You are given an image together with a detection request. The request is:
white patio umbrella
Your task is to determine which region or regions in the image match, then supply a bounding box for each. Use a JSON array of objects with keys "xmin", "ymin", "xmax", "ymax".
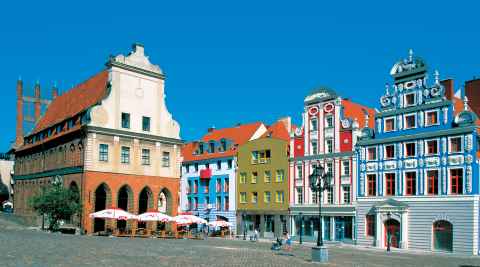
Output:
[
  {"xmin": 170, "ymin": 215, "xmax": 207, "ymax": 225},
  {"xmin": 207, "ymin": 220, "xmax": 232, "ymax": 228},
  {"xmin": 138, "ymin": 212, "xmax": 172, "ymax": 222},
  {"xmin": 89, "ymin": 208, "xmax": 138, "ymax": 221}
]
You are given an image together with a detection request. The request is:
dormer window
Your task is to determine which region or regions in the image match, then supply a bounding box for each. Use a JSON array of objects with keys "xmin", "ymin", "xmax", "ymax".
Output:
[
  {"xmin": 198, "ymin": 143, "xmax": 204, "ymax": 154},
  {"xmin": 209, "ymin": 142, "xmax": 215, "ymax": 153},
  {"xmin": 384, "ymin": 117, "xmax": 395, "ymax": 132},
  {"xmin": 220, "ymin": 139, "xmax": 227, "ymax": 151},
  {"xmin": 425, "ymin": 110, "xmax": 439, "ymax": 126},
  {"xmin": 404, "ymin": 93, "xmax": 416, "ymax": 106},
  {"xmin": 405, "ymin": 114, "xmax": 416, "ymax": 129}
]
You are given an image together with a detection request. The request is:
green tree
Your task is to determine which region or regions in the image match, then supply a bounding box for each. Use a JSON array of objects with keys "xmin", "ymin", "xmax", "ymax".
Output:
[{"xmin": 29, "ymin": 183, "xmax": 81, "ymax": 231}]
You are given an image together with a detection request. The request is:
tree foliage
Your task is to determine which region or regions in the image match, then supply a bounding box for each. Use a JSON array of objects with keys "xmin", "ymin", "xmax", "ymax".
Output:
[{"xmin": 29, "ymin": 183, "xmax": 81, "ymax": 231}]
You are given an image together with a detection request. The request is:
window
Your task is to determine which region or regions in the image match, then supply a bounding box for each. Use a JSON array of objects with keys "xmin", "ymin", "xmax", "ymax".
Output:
[
  {"xmin": 296, "ymin": 187, "xmax": 303, "ymax": 204},
  {"xmin": 385, "ymin": 145, "xmax": 395, "ymax": 159},
  {"xmin": 142, "ymin": 116, "xmax": 150, "ymax": 131},
  {"xmin": 227, "ymin": 159, "xmax": 233, "ymax": 169},
  {"xmin": 264, "ymin": 171, "xmax": 271, "ymax": 183},
  {"xmin": 162, "ymin": 152, "xmax": 170, "ymax": 167},
  {"xmin": 405, "ymin": 142, "xmax": 416, "ymax": 157},
  {"xmin": 325, "ymin": 115, "xmax": 334, "ymax": 128},
  {"xmin": 405, "ymin": 93, "xmax": 416, "ymax": 106},
  {"xmin": 240, "ymin": 172, "xmax": 247, "ymax": 184},
  {"xmin": 326, "ymin": 162, "xmax": 333, "ymax": 177},
  {"xmin": 251, "ymin": 149, "xmax": 271, "ymax": 164},
  {"xmin": 224, "ymin": 179, "xmax": 229, "ymax": 192},
  {"xmin": 275, "ymin": 191, "xmax": 284, "ymax": 203},
  {"xmin": 385, "ymin": 173, "xmax": 395, "ymax": 196},
  {"xmin": 427, "ymin": 170, "xmax": 439, "ymax": 195},
  {"xmin": 275, "ymin": 170, "xmax": 285, "ymax": 182},
  {"xmin": 141, "ymin": 148, "xmax": 151, "ymax": 165},
  {"xmin": 296, "ymin": 165, "xmax": 303, "ymax": 180},
  {"xmin": 194, "ymin": 197, "xmax": 198, "ymax": 210},
  {"xmin": 367, "ymin": 147, "xmax": 377, "ymax": 160},
  {"xmin": 240, "ymin": 192, "xmax": 247, "ymax": 203},
  {"xmin": 342, "ymin": 160, "xmax": 350, "ymax": 176},
  {"xmin": 220, "ymin": 139, "xmax": 227, "ymax": 152},
  {"xmin": 405, "ymin": 172, "xmax": 416, "ymax": 195},
  {"xmin": 99, "ymin": 144, "xmax": 108, "ymax": 162},
  {"xmin": 264, "ymin": 191, "xmax": 271, "ymax": 203},
  {"xmin": 425, "ymin": 111, "xmax": 438, "ymax": 126},
  {"xmin": 405, "ymin": 114, "xmax": 416, "ymax": 129},
  {"xmin": 224, "ymin": 196, "xmax": 229, "ymax": 211},
  {"xmin": 385, "ymin": 117, "xmax": 395, "ymax": 132},
  {"xmin": 194, "ymin": 163, "xmax": 199, "ymax": 172},
  {"xmin": 312, "ymin": 191, "xmax": 318, "ymax": 204},
  {"xmin": 367, "ymin": 174, "xmax": 376, "ymax": 196},
  {"xmin": 251, "ymin": 172, "xmax": 258, "ymax": 183},
  {"xmin": 327, "ymin": 187, "xmax": 333, "ymax": 204},
  {"xmin": 450, "ymin": 137, "xmax": 462, "ymax": 153},
  {"xmin": 209, "ymin": 142, "xmax": 215, "ymax": 153},
  {"xmin": 311, "ymin": 140, "xmax": 318, "ymax": 154},
  {"xmin": 121, "ymin": 112, "xmax": 130, "ymax": 129},
  {"xmin": 450, "ymin": 169, "xmax": 463, "ymax": 194},
  {"xmin": 217, "ymin": 160, "xmax": 221, "ymax": 170},
  {"xmin": 366, "ymin": 215, "xmax": 375, "ymax": 237},
  {"xmin": 343, "ymin": 185, "xmax": 350, "ymax": 204},
  {"xmin": 216, "ymin": 196, "xmax": 221, "ymax": 210},
  {"xmin": 310, "ymin": 118, "xmax": 318, "ymax": 131},
  {"xmin": 216, "ymin": 179, "xmax": 221, "ymax": 192},
  {"xmin": 325, "ymin": 139, "xmax": 333, "ymax": 153},
  {"xmin": 194, "ymin": 180, "xmax": 198, "ymax": 193},
  {"xmin": 187, "ymin": 181, "xmax": 192, "ymax": 194},
  {"xmin": 252, "ymin": 192, "xmax": 258, "ymax": 203},
  {"xmin": 185, "ymin": 164, "xmax": 190, "ymax": 173},
  {"xmin": 121, "ymin": 146, "xmax": 130, "ymax": 164},
  {"xmin": 426, "ymin": 140, "xmax": 438, "ymax": 155}
]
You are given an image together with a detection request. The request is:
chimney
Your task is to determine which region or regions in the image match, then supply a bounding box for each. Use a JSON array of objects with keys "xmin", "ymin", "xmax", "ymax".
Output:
[
  {"xmin": 34, "ymin": 81, "xmax": 41, "ymax": 122},
  {"xmin": 52, "ymin": 82, "xmax": 58, "ymax": 99},
  {"xmin": 278, "ymin": 116, "xmax": 292, "ymax": 133},
  {"xmin": 207, "ymin": 126, "xmax": 215, "ymax": 133},
  {"xmin": 15, "ymin": 78, "xmax": 23, "ymax": 148},
  {"xmin": 440, "ymin": 79, "xmax": 454, "ymax": 101},
  {"xmin": 132, "ymin": 43, "xmax": 145, "ymax": 56},
  {"xmin": 465, "ymin": 78, "xmax": 480, "ymax": 117}
]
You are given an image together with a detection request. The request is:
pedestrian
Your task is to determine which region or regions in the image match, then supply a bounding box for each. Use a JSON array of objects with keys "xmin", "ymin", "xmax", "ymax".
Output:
[
  {"xmin": 203, "ymin": 226, "xmax": 208, "ymax": 240},
  {"xmin": 254, "ymin": 228, "xmax": 259, "ymax": 241},
  {"xmin": 283, "ymin": 231, "xmax": 292, "ymax": 252}
]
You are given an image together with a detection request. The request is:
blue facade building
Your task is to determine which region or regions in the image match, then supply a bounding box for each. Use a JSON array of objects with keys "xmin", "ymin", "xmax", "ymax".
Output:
[{"xmin": 355, "ymin": 50, "xmax": 480, "ymax": 255}]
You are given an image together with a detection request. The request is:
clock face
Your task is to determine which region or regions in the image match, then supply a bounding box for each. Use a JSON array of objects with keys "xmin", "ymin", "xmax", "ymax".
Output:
[
  {"xmin": 380, "ymin": 96, "xmax": 391, "ymax": 107},
  {"xmin": 341, "ymin": 119, "xmax": 351, "ymax": 128}
]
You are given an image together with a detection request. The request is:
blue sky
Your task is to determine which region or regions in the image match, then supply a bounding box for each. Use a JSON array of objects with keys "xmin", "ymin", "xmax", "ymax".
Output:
[{"xmin": 1, "ymin": 1, "xmax": 479, "ymax": 151}]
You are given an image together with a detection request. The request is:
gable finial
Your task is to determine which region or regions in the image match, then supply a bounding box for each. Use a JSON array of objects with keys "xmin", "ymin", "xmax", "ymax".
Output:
[
  {"xmin": 434, "ymin": 70, "xmax": 440, "ymax": 85},
  {"xmin": 464, "ymin": 96, "xmax": 469, "ymax": 111},
  {"xmin": 385, "ymin": 83, "xmax": 390, "ymax": 96},
  {"xmin": 408, "ymin": 49, "xmax": 413, "ymax": 62}
]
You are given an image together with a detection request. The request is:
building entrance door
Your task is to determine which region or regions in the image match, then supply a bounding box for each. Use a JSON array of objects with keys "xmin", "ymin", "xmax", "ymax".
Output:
[
  {"xmin": 433, "ymin": 220, "xmax": 453, "ymax": 252},
  {"xmin": 335, "ymin": 217, "xmax": 345, "ymax": 241},
  {"xmin": 384, "ymin": 219, "xmax": 400, "ymax": 248}
]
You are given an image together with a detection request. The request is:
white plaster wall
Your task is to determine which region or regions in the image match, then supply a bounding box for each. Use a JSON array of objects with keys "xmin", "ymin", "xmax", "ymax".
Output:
[{"xmin": 0, "ymin": 160, "xmax": 14, "ymax": 198}]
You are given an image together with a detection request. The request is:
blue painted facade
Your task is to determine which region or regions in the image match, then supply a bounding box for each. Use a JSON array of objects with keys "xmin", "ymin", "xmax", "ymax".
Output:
[{"xmin": 355, "ymin": 50, "xmax": 480, "ymax": 254}]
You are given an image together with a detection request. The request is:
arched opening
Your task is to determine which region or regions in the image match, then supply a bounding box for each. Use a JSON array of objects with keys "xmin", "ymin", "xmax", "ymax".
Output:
[
  {"xmin": 93, "ymin": 183, "xmax": 111, "ymax": 233},
  {"xmin": 117, "ymin": 185, "xmax": 133, "ymax": 231},
  {"xmin": 67, "ymin": 181, "xmax": 80, "ymax": 226},
  {"xmin": 384, "ymin": 219, "xmax": 400, "ymax": 248},
  {"xmin": 433, "ymin": 220, "xmax": 453, "ymax": 252},
  {"xmin": 138, "ymin": 187, "xmax": 153, "ymax": 229},
  {"xmin": 158, "ymin": 188, "xmax": 173, "ymax": 215}
]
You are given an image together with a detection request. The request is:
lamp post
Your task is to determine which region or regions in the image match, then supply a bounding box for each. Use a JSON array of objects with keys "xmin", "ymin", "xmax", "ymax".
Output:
[
  {"xmin": 242, "ymin": 212, "xmax": 246, "ymax": 240},
  {"xmin": 386, "ymin": 211, "xmax": 391, "ymax": 252},
  {"xmin": 309, "ymin": 164, "xmax": 332, "ymax": 263},
  {"xmin": 299, "ymin": 212, "xmax": 303, "ymax": 245}
]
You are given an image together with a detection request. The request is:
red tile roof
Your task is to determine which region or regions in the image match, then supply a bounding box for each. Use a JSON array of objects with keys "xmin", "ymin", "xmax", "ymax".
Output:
[
  {"xmin": 32, "ymin": 70, "xmax": 109, "ymax": 134},
  {"xmin": 182, "ymin": 122, "xmax": 263, "ymax": 162},
  {"xmin": 261, "ymin": 120, "xmax": 290, "ymax": 140},
  {"xmin": 342, "ymin": 99, "xmax": 375, "ymax": 129}
]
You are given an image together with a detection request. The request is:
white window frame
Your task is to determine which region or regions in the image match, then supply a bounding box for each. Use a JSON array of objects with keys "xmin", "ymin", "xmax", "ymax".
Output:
[
  {"xmin": 325, "ymin": 115, "xmax": 334, "ymax": 128},
  {"xmin": 325, "ymin": 139, "xmax": 333, "ymax": 154},
  {"xmin": 404, "ymin": 92, "xmax": 416, "ymax": 107},
  {"xmin": 310, "ymin": 118, "xmax": 318, "ymax": 132},
  {"xmin": 447, "ymin": 166, "xmax": 465, "ymax": 195},
  {"xmin": 424, "ymin": 138, "xmax": 440, "ymax": 156},
  {"xmin": 424, "ymin": 168, "xmax": 440, "ymax": 195},
  {"xmin": 383, "ymin": 116, "xmax": 396, "ymax": 133},
  {"xmin": 448, "ymin": 135, "xmax": 464, "ymax": 154},
  {"xmin": 365, "ymin": 173, "xmax": 377, "ymax": 196},
  {"xmin": 403, "ymin": 170, "xmax": 417, "ymax": 196},
  {"xmin": 425, "ymin": 109, "xmax": 440, "ymax": 127},
  {"xmin": 404, "ymin": 141, "xmax": 417, "ymax": 158},
  {"xmin": 384, "ymin": 144, "xmax": 395, "ymax": 159},
  {"xmin": 404, "ymin": 113, "xmax": 417, "ymax": 129},
  {"xmin": 342, "ymin": 160, "xmax": 350, "ymax": 176},
  {"xmin": 367, "ymin": 146, "xmax": 377, "ymax": 161}
]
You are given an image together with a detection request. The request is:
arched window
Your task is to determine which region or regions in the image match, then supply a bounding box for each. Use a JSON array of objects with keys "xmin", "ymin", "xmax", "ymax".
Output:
[{"xmin": 433, "ymin": 220, "xmax": 453, "ymax": 252}]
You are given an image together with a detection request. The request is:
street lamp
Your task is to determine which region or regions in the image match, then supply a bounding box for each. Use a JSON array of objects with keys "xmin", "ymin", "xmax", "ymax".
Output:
[
  {"xmin": 299, "ymin": 212, "xmax": 303, "ymax": 244},
  {"xmin": 386, "ymin": 211, "xmax": 391, "ymax": 252},
  {"xmin": 309, "ymin": 164, "xmax": 332, "ymax": 263},
  {"xmin": 242, "ymin": 212, "xmax": 247, "ymax": 240}
]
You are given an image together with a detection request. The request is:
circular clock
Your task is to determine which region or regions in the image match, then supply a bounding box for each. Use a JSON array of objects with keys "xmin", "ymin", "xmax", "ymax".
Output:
[
  {"xmin": 341, "ymin": 119, "xmax": 351, "ymax": 128},
  {"xmin": 380, "ymin": 96, "xmax": 391, "ymax": 107}
]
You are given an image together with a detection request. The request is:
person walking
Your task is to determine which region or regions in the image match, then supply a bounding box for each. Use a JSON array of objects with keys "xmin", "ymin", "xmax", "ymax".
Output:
[
  {"xmin": 254, "ymin": 228, "xmax": 259, "ymax": 241},
  {"xmin": 283, "ymin": 231, "xmax": 292, "ymax": 252}
]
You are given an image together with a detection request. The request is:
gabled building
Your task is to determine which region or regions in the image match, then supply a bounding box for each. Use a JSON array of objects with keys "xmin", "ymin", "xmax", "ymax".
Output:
[
  {"xmin": 356, "ymin": 51, "xmax": 480, "ymax": 255},
  {"xmin": 237, "ymin": 118, "xmax": 292, "ymax": 238},
  {"xmin": 13, "ymin": 44, "xmax": 183, "ymax": 233},
  {"xmin": 289, "ymin": 87, "xmax": 374, "ymax": 243},
  {"xmin": 180, "ymin": 122, "xmax": 267, "ymax": 232}
]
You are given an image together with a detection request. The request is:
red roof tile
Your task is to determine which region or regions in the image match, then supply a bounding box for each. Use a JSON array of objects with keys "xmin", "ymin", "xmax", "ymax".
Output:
[
  {"xmin": 261, "ymin": 120, "xmax": 290, "ymax": 140},
  {"xmin": 32, "ymin": 70, "xmax": 109, "ymax": 134},
  {"xmin": 182, "ymin": 122, "xmax": 263, "ymax": 162},
  {"xmin": 342, "ymin": 99, "xmax": 375, "ymax": 128}
]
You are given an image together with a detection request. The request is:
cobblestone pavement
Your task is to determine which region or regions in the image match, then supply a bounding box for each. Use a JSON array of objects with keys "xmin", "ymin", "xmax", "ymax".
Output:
[{"xmin": 0, "ymin": 216, "xmax": 479, "ymax": 267}]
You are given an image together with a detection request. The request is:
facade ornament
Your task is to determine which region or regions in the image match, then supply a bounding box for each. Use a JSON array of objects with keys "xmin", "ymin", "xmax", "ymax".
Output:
[
  {"xmin": 408, "ymin": 49, "xmax": 413, "ymax": 63},
  {"xmin": 464, "ymin": 96, "xmax": 469, "ymax": 111},
  {"xmin": 385, "ymin": 83, "xmax": 390, "ymax": 96},
  {"xmin": 434, "ymin": 70, "xmax": 440, "ymax": 85}
]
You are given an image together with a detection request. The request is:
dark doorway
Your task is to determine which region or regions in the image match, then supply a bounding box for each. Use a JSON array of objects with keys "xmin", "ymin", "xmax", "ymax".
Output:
[
  {"xmin": 94, "ymin": 184, "xmax": 108, "ymax": 232},
  {"xmin": 384, "ymin": 219, "xmax": 400, "ymax": 248},
  {"xmin": 138, "ymin": 187, "xmax": 151, "ymax": 229},
  {"xmin": 433, "ymin": 220, "xmax": 453, "ymax": 252},
  {"xmin": 117, "ymin": 186, "xmax": 131, "ymax": 231}
]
